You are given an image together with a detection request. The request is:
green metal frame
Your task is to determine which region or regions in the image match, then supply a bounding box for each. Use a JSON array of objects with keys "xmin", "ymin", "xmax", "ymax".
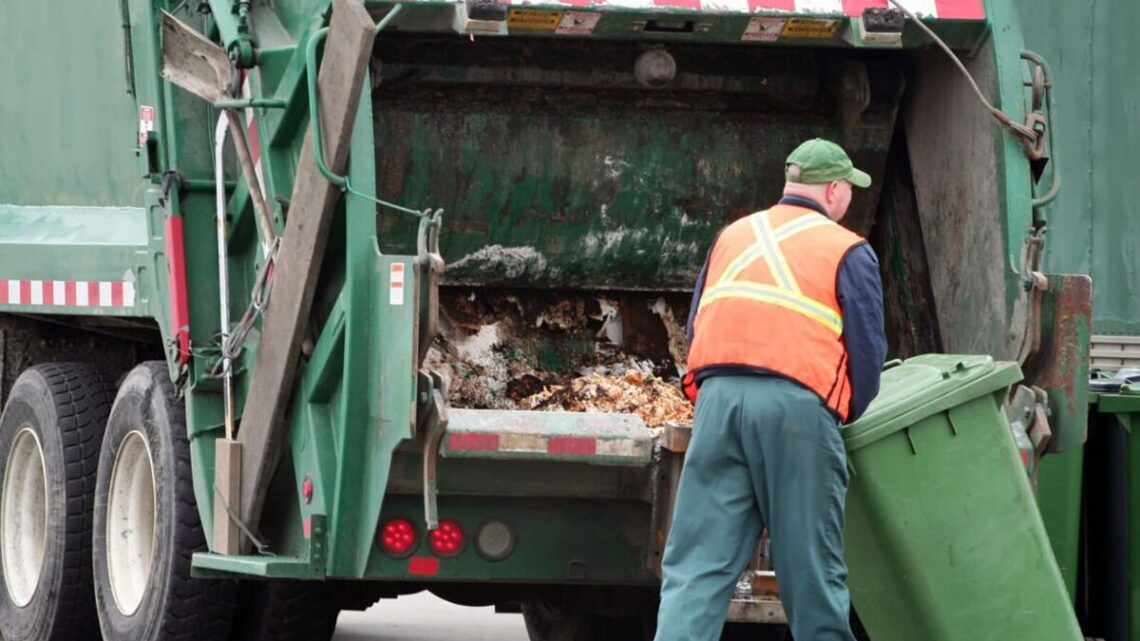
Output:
[{"xmin": 1, "ymin": 0, "xmax": 1090, "ymax": 592}]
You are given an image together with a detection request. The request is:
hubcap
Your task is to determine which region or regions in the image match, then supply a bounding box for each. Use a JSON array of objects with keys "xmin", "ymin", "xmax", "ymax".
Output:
[
  {"xmin": 106, "ymin": 431, "xmax": 156, "ymax": 616},
  {"xmin": 1, "ymin": 428, "xmax": 48, "ymax": 607}
]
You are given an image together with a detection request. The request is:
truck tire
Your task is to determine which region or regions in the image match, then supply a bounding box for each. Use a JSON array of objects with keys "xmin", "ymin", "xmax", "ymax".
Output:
[
  {"xmin": 92, "ymin": 362, "xmax": 236, "ymax": 641},
  {"xmin": 230, "ymin": 581, "xmax": 341, "ymax": 641},
  {"xmin": 0, "ymin": 364, "xmax": 115, "ymax": 641},
  {"xmin": 522, "ymin": 600, "xmax": 652, "ymax": 641}
]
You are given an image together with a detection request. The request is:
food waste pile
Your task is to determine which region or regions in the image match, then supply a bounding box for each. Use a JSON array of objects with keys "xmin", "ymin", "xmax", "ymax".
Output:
[{"xmin": 424, "ymin": 290, "xmax": 693, "ymax": 427}]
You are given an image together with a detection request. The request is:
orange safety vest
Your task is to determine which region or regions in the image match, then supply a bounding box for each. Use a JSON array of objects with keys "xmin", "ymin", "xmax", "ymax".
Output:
[{"xmin": 686, "ymin": 204, "xmax": 864, "ymax": 421}]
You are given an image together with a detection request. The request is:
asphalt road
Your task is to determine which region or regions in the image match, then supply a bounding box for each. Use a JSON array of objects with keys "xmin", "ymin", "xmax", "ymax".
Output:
[{"xmin": 334, "ymin": 591, "xmax": 530, "ymax": 641}]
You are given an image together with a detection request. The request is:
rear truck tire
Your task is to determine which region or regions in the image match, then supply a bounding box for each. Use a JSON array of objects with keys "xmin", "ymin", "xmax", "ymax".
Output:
[
  {"xmin": 522, "ymin": 600, "xmax": 653, "ymax": 641},
  {"xmin": 92, "ymin": 362, "xmax": 236, "ymax": 641},
  {"xmin": 0, "ymin": 364, "xmax": 116, "ymax": 641},
  {"xmin": 230, "ymin": 581, "xmax": 341, "ymax": 641}
]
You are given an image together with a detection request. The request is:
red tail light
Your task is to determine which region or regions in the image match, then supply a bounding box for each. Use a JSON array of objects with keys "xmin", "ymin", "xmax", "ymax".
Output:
[
  {"xmin": 428, "ymin": 519, "xmax": 465, "ymax": 557},
  {"xmin": 380, "ymin": 517, "xmax": 417, "ymax": 557}
]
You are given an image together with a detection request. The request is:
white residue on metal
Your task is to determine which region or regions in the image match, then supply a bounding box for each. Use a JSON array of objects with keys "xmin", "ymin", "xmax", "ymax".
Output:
[
  {"xmin": 652, "ymin": 297, "xmax": 690, "ymax": 375},
  {"xmin": 594, "ymin": 298, "xmax": 624, "ymax": 347},
  {"xmin": 603, "ymin": 155, "xmax": 632, "ymax": 180},
  {"xmin": 580, "ymin": 228, "xmax": 647, "ymax": 256},
  {"xmin": 448, "ymin": 245, "xmax": 548, "ymax": 279},
  {"xmin": 455, "ymin": 323, "xmax": 504, "ymax": 366}
]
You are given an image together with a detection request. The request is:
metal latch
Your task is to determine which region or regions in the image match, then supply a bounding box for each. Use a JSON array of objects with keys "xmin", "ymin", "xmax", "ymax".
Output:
[{"xmin": 1007, "ymin": 385, "xmax": 1053, "ymax": 483}]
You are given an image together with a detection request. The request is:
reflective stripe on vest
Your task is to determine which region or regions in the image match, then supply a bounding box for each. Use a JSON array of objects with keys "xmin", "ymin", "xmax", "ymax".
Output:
[
  {"xmin": 698, "ymin": 212, "xmax": 841, "ymax": 335},
  {"xmin": 687, "ymin": 204, "xmax": 863, "ymax": 420}
]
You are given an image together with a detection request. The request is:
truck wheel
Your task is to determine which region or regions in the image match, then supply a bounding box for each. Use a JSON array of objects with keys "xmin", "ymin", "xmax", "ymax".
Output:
[
  {"xmin": 92, "ymin": 362, "xmax": 236, "ymax": 641},
  {"xmin": 0, "ymin": 364, "xmax": 115, "ymax": 641},
  {"xmin": 522, "ymin": 601, "xmax": 652, "ymax": 641},
  {"xmin": 230, "ymin": 581, "xmax": 340, "ymax": 641}
]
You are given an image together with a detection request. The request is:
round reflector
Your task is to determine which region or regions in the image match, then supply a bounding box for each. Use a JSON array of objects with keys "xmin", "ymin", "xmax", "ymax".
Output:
[
  {"xmin": 379, "ymin": 517, "xmax": 417, "ymax": 558},
  {"xmin": 428, "ymin": 519, "xmax": 465, "ymax": 558},
  {"xmin": 475, "ymin": 519, "xmax": 516, "ymax": 562}
]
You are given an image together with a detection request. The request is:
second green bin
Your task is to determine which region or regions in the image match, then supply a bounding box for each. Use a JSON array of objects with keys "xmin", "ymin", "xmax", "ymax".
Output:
[{"xmin": 842, "ymin": 354, "xmax": 1082, "ymax": 641}]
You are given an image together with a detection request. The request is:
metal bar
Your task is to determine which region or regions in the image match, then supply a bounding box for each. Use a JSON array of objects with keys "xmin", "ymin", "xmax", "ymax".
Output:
[
  {"xmin": 214, "ymin": 113, "xmax": 236, "ymax": 441},
  {"xmin": 306, "ymin": 5, "xmax": 404, "ymax": 189},
  {"xmin": 236, "ymin": 0, "xmax": 378, "ymax": 554},
  {"xmin": 224, "ymin": 109, "xmax": 276, "ymax": 251},
  {"xmin": 183, "ymin": 178, "xmax": 237, "ymax": 192},
  {"xmin": 1022, "ymin": 51, "xmax": 1062, "ymax": 210},
  {"xmin": 213, "ymin": 98, "xmax": 288, "ymax": 109},
  {"xmin": 206, "ymin": 0, "xmax": 255, "ymax": 67}
]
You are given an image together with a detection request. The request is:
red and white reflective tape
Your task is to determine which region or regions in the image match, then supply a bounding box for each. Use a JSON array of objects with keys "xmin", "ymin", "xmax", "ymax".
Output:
[
  {"xmin": 446, "ymin": 431, "xmax": 649, "ymax": 461},
  {"xmin": 503, "ymin": 0, "xmax": 984, "ymax": 18},
  {"xmin": 389, "ymin": 263, "xmax": 406, "ymax": 306},
  {"xmin": 0, "ymin": 280, "xmax": 136, "ymax": 308},
  {"xmin": 240, "ymin": 72, "xmax": 267, "ymax": 197}
]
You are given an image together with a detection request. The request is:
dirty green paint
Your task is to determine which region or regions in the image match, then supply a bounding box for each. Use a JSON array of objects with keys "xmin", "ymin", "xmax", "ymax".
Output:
[
  {"xmin": 373, "ymin": 40, "xmax": 904, "ymax": 289},
  {"xmin": 367, "ymin": 495, "xmax": 657, "ymax": 584},
  {"xmin": 363, "ymin": 0, "xmax": 986, "ymax": 51},
  {"xmin": 1014, "ymin": 0, "xmax": 1140, "ymax": 335},
  {"xmin": 1035, "ymin": 447, "xmax": 1084, "ymax": 600},
  {"xmin": 1, "ymin": 0, "xmax": 1089, "ymax": 600}
]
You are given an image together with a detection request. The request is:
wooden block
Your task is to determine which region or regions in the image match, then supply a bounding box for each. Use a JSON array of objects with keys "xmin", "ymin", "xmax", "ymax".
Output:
[
  {"xmin": 213, "ymin": 439, "xmax": 243, "ymax": 555},
  {"xmin": 237, "ymin": 0, "xmax": 377, "ymax": 553}
]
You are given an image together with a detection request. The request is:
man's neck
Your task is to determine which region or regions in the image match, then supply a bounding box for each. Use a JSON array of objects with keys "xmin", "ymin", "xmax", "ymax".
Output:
[{"xmin": 779, "ymin": 194, "xmax": 829, "ymax": 218}]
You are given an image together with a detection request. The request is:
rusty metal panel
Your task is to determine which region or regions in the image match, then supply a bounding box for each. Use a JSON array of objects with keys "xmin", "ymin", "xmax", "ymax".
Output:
[{"xmin": 1021, "ymin": 275, "xmax": 1092, "ymax": 452}]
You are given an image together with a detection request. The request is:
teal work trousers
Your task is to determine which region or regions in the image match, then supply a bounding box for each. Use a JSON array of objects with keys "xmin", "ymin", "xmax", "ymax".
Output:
[{"xmin": 654, "ymin": 375, "xmax": 856, "ymax": 641}]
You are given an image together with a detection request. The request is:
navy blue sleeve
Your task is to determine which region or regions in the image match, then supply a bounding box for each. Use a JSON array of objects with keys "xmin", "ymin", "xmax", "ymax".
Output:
[
  {"xmin": 686, "ymin": 244, "xmax": 714, "ymax": 346},
  {"xmin": 837, "ymin": 242, "xmax": 887, "ymax": 423}
]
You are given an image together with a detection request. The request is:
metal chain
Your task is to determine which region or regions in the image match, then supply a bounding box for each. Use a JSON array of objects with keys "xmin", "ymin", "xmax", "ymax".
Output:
[
  {"xmin": 210, "ymin": 237, "xmax": 281, "ymax": 377},
  {"xmin": 342, "ymin": 175, "xmax": 431, "ymax": 219}
]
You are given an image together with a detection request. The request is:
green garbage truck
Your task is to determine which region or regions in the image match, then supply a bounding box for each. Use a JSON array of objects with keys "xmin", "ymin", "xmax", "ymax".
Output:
[{"xmin": 0, "ymin": 0, "xmax": 1130, "ymax": 638}]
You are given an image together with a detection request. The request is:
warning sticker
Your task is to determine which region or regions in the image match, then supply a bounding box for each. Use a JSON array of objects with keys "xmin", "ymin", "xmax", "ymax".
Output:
[
  {"xmin": 556, "ymin": 12, "xmax": 601, "ymax": 36},
  {"xmin": 389, "ymin": 263, "xmax": 405, "ymax": 306},
  {"xmin": 138, "ymin": 105, "xmax": 155, "ymax": 145},
  {"xmin": 741, "ymin": 17, "xmax": 787, "ymax": 42},
  {"xmin": 508, "ymin": 9, "xmax": 564, "ymax": 31},
  {"xmin": 781, "ymin": 18, "xmax": 842, "ymax": 39}
]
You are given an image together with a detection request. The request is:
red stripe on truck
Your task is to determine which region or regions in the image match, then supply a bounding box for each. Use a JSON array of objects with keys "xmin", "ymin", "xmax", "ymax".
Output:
[
  {"xmin": 408, "ymin": 557, "xmax": 440, "ymax": 576},
  {"xmin": 751, "ymin": 0, "xmax": 795, "ymax": 11},
  {"xmin": 548, "ymin": 436, "xmax": 598, "ymax": 455},
  {"xmin": 165, "ymin": 217, "xmax": 192, "ymax": 363},
  {"xmin": 841, "ymin": 0, "xmax": 886, "ymax": 14},
  {"xmin": 449, "ymin": 432, "xmax": 502, "ymax": 452},
  {"xmin": 933, "ymin": 0, "xmax": 984, "ymax": 19},
  {"xmin": 654, "ymin": 0, "xmax": 702, "ymax": 9}
]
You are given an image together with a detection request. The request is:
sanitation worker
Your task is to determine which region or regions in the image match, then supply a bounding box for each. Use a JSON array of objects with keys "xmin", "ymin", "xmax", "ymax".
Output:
[{"xmin": 656, "ymin": 139, "xmax": 887, "ymax": 641}]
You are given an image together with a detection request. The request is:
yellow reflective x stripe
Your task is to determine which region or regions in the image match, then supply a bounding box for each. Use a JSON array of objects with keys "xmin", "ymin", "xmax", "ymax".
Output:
[
  {"xmin": 702, "ymin": 211, "xmax": 843, "ymax": 336},
  {"xmin": 700, "ymin": 283, "xmax": 844, "ymax": 335},
  {"xmin": 751, "ymin": 214, "xmax": 800, "ymax": 294},
  {"xmin": 719, "ymin": 214, "xmax": 832, "ymax": 284}
]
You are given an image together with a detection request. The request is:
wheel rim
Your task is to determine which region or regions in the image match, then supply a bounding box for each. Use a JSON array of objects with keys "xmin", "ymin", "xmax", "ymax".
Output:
[
  {"xmin": 1, "ymin": 428, "xmax": 48, "ymax": 607},
  {"xmin": 106, "ymin": 431, "xmax": 156, "ymax": 616}
]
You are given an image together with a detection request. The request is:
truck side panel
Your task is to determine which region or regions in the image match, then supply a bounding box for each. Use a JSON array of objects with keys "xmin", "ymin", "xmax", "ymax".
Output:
[{"xmin": 0, "ymin": 1, "xmax": 143, "ymax": 207}]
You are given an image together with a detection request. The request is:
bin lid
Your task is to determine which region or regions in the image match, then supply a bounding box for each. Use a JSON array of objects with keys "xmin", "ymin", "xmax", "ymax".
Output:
[{"xmin": 843, "ymin": 354, "xmax": 1023, "ymax": 452}]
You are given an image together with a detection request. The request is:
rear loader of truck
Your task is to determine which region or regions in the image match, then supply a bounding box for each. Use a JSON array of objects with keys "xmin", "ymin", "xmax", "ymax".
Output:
[{"xmin": 0, "ymin": 0, "xmax": 1091, "ymax": 639}]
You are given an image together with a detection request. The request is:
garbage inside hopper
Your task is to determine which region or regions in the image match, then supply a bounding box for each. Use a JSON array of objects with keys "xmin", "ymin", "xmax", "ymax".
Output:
[{"xmin": 425, "ymin": 289, "xmax": 693, "ymax": 426}]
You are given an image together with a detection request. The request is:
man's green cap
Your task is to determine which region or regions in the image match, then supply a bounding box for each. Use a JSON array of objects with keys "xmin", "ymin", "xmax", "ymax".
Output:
[{"xmin": 785, "ymin": 139, "xmax": 872, "ymax": 188}]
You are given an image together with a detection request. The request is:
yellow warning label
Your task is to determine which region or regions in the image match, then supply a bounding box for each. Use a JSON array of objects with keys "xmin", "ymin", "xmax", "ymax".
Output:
[
  {"xmin": 507, "ymin": 9, "xmax": 564, "ymax": 30},
  {"xmin": 781, "ymin": 18, "xmax": 842, "ymax": 39}
]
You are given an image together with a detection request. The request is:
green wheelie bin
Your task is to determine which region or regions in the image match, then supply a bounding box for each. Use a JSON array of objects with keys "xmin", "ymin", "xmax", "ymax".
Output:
[{"xmin": 842, "ymin": 354, "xmax": 1082, "ymax": 641}]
